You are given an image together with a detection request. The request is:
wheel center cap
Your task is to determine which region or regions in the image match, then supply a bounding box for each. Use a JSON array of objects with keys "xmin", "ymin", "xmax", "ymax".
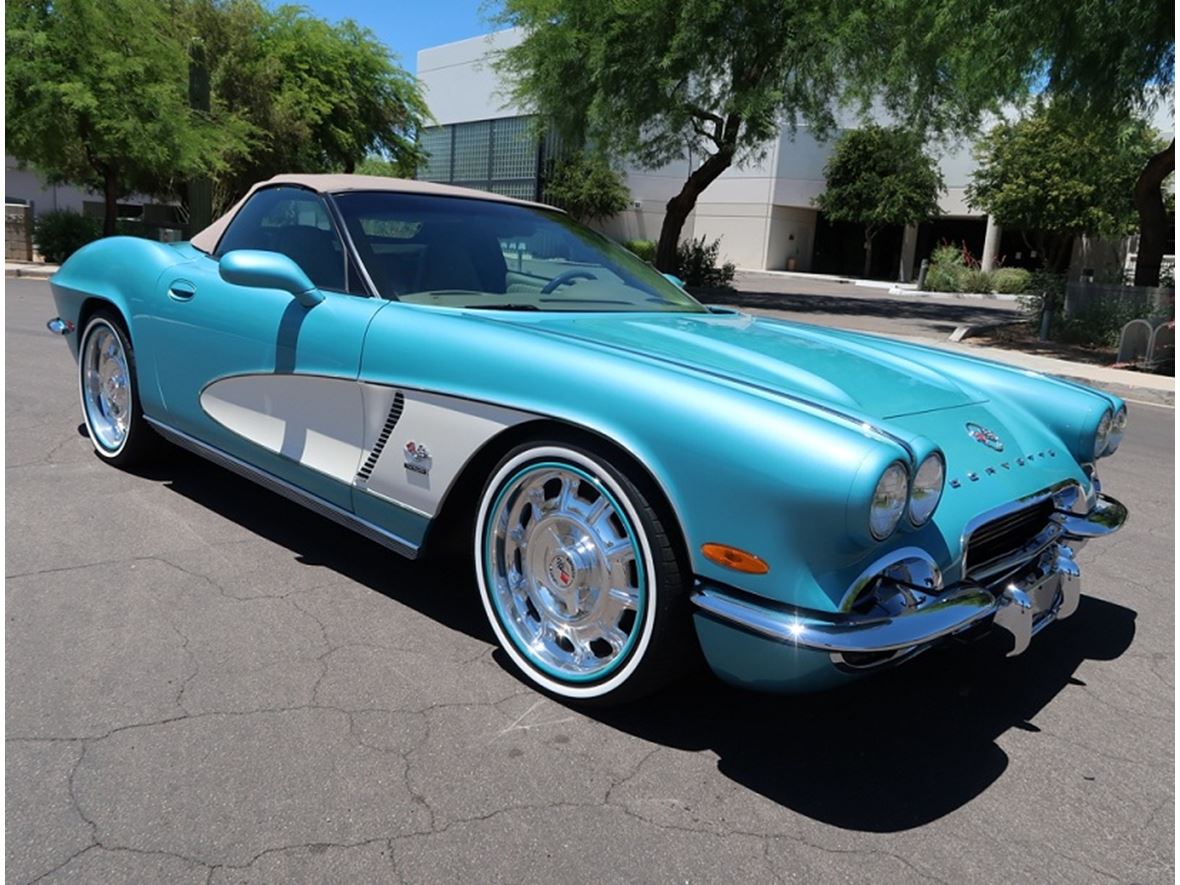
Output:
[{"xmin": 547, "ymin": 552, "xmax": 577, "ymax": 590}]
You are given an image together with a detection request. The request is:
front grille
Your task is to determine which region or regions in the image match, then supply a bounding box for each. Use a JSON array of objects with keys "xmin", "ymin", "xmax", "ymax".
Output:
[{"xmin": 964, "ymin": 498, "xmax": 1056, "ymax": 577}]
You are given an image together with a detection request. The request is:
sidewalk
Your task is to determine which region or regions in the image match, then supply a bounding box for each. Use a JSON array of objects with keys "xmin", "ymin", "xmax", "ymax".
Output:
[{"xmin": 6, "ymin": 260, "xmax": 58, "ymax": 279}]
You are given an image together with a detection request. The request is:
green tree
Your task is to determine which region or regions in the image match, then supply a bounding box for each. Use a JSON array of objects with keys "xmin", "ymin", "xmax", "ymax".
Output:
[
  {"xmin": 5, "ymin": 0, "xmax": 248, "ymax": 235},
  {"xmin": 495, "ymin": 0, "xmax": 1030, "ymax": 272},
  {"xmin": 813, "ymin": 125, "xmax": 943, "ymax": 278},
  {"xmin": 543, "ymin": 153, "xmax": 631, "ymax": 223},
  {"xmin": 925, "ymin": 0, "xmax": 1175, "ymax": 284},
  {"xmin": 966, "ymin": 105, "xmax": 1162, "ymax": 273},
  {"xmin": 182, "ymin": 0, "xmax": 430, "ymax": 213}
]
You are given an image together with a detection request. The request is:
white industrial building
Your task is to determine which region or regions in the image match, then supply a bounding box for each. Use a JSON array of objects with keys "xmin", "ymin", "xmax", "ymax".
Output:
[{"xmin": 417, "ymin": 28, "xmax": 1173, "ymax": 280}]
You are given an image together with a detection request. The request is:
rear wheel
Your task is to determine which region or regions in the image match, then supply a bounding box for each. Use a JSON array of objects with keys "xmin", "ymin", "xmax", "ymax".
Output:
[
  {"xmin": 474, "ymin": 441, "xmax": 690, "ymax": 703},
  {"xmin": 78, "ymin": 311, "xmax": 154, "ymax": 467}
]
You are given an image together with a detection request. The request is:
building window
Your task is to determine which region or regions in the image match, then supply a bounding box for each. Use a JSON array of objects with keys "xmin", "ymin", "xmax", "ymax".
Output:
[{"xmin": 417, "ymin": 116, "xmax": 544, "ymax": 201}]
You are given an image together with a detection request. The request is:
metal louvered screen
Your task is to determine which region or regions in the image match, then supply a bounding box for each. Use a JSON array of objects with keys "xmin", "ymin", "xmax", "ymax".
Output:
[{"xmin": 415, "ymin": 116, "xmax": 543, "ymax": 201}]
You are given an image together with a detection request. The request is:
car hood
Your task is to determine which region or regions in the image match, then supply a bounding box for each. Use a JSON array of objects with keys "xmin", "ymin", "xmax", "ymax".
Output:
[{"xmin": 499, "ymin": 310, "xmax": 986, "ymax": 419}]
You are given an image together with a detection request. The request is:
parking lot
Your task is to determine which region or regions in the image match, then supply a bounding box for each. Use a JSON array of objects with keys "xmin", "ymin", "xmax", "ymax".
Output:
[{"xmin": 6, "ymin": 277, "xmax": 1175, "ymax": 883}]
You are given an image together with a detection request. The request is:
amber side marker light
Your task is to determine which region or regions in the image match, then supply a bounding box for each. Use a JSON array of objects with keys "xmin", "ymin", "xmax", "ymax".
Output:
[{"xmin": 701, "ymin": 543, "xmax": 770, "ymax": 574}]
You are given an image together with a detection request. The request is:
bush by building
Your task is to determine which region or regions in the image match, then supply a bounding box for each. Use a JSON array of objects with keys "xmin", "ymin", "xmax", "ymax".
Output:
[
  {"xmin": 676, "ymin": 236, "xmax": 736, "ymax": 289},
  {"xmin": 33, "ymin": 210, "xmax": 101, "ymax": 264},
  {"xmin": 624, "ymin": 239, "xmax": 657, "ymax": 263}
]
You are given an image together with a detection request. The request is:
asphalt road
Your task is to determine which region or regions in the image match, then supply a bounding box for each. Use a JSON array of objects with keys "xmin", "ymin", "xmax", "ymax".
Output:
[{"xmin": 6, "ymin": 278, "xmax": 1174, "ymax": 884}]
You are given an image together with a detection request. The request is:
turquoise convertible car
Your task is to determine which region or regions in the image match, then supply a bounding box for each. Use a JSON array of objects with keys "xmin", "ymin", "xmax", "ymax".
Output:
[{"xmin": 48, "ymin": 174, "xmax": 1127, "ymax": 703}]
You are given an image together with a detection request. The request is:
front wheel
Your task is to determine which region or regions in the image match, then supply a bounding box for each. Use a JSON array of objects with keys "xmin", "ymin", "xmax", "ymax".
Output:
[
  {"xmin": 78, "ymin": 311, "xmax": 154, "ymax": 468},
  {"xmin": 474, "ymin": 442, "xmax": 690, "ymax": 703}
]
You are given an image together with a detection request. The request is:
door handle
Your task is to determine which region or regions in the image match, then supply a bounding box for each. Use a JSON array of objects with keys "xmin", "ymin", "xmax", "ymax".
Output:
[{"xmin": 167, "ymin": 280, "xmax": 196, "ymax": 301}]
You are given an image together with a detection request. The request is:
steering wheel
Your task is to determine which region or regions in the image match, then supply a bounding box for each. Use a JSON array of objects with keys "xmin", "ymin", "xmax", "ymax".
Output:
[{"xmin": 540, "ymin": 269, "xmax": 598, "ymax": 294}]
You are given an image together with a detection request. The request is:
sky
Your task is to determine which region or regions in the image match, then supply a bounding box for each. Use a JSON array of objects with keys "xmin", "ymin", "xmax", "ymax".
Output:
[{"xmin": 298, "ymin": 1, "xmax": 500, "ymax": 74}]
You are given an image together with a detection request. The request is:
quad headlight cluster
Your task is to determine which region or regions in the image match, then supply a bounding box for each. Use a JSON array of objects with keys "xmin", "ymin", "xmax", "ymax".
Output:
[
  {"xmin": 869, "ymin": 452, "xmax": 945, "ymax": 541},
  {"xmin": 1097, "ymin": 405, "xmax": 1127, "ymax": 457}
]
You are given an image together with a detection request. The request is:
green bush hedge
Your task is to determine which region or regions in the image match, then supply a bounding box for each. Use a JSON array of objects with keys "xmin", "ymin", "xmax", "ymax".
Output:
[
  {"xmin": 33, "ymin": 210, "xmax": 101, "ymax": 264},
  {"xmin": 676, "ymin": 236, "xmax": 736, "ymax": 288},
  {"xmin": 991, "ymin": 267, "xmax": 1031, "ymax": 294},
  {"xmin": 624, "ymin": 239, "xmax": 656, "ymax": 263},
  {"xmin": 922, "ymin": 243, "xmax": 1032, "ymax": 295}
]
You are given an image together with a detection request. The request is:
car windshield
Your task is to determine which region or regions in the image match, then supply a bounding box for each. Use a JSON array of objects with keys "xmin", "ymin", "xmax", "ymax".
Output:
[{"xmin": 332, "ymin": 191, "xmax": 707, "ymax": 313}]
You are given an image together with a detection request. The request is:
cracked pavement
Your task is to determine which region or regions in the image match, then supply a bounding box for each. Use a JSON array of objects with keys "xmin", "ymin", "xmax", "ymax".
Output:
[{"xmin": 5, "ymin": 278, "xmax": 1174, "ymax": 883}]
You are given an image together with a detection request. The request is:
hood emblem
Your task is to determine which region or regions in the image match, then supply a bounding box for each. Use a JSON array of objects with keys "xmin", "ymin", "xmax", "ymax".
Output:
[
  {"xmin": 966, "ymin": 422, "xmax": 1004, "ymax": 452},
  {"xmin": 404, "ymin": 441, "xmax": 432, "ymax": 474}
]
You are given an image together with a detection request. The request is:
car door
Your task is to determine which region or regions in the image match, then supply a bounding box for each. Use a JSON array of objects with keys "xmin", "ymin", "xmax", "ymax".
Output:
[{"xmin": 144, "ymin": 185, "xmax": 387, "ymax": 510}]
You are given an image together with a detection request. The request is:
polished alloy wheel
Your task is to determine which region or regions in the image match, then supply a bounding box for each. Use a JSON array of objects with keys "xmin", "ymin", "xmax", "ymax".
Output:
[
  {"xmin": 483, "ymin": 460, "xmax": 646, "ymax": 684},
  {"xmin": 81, "ymin": 321, "xmax": 132, "ymax": 452}
]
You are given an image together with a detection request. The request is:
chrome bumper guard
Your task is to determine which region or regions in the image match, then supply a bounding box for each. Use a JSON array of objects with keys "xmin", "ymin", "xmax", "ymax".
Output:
[{"xmin": 691, "ymin": 493, "xmax": 1126, "ymax": 661}]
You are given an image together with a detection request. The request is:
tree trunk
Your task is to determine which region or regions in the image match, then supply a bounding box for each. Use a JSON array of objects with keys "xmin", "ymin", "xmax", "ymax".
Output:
[
  {"xmin": 103, "ymin": 171, "xmax": 119, "ymax": 237},
  {"xmin": 655, "ymin": 146, "xmax": 737, "ymax": 273},
  {"xmin": 863, "ymin": 230, "xmax": 875, "ymax": 278},
  {"xmin": 1133, "ymin": 138, "xmax": 1175, "ymax": 288}
]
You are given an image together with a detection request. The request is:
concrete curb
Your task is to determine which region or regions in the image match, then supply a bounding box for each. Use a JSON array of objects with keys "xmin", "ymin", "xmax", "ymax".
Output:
[{"xmin": 6, "ymin": 264, "xmax": 58, "ymax": 279}]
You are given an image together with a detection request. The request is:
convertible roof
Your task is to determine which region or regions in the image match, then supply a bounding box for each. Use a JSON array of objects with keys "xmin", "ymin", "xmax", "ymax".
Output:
[{"xmin": 189, "ymin": 173, "xmax": 553, "ymax": 253}]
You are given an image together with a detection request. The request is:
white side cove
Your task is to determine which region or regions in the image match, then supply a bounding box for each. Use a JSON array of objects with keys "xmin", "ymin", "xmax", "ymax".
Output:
[{"xmin": 200, "ymin": 374, "xmax": 532, "ymax": 517}]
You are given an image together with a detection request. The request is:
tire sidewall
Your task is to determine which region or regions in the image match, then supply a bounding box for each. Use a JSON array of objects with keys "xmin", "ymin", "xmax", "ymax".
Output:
[
  {"xmin": 78, "ymin": 314, "xmax": 135, "ymax": 461},
  {"xmin": 474, "ymin": 444, "xmax": 660, "ymax": 700}
]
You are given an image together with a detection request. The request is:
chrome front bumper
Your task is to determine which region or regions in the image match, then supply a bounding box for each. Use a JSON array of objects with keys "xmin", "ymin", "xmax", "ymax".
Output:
[{"xmin": 691, "ymin": 494, "xmax": 1127, "ymax": 663}]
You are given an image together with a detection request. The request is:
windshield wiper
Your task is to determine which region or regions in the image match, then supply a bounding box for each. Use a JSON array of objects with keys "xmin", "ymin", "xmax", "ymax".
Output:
[{"xmin": 463, "ymin": 303, "xmax": 540, "ymax": 311}]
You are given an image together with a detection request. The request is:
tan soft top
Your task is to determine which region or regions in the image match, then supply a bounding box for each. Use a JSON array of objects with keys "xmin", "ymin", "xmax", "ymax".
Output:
[{"xmin": 189, "ymin": 173, "xmax": 553, "ymax": 253}]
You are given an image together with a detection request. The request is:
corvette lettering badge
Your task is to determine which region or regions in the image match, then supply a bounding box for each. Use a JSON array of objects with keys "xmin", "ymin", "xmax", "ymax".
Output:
[{"xmin": 404, "ymin": 441, "xmax": 432, "ymax": 474}]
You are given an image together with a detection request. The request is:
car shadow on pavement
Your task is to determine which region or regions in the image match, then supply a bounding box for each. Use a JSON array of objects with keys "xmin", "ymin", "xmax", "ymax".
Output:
[
  {"xmin": 139, "ymin": 447, "xmax": 497, "ymax": 644},
  {"xmin": 595, "ymin": 594, "xmax": 1136, "ymax": 832},
  {"xmin": 144, "ymin": 445, "xmax": 1136, "ymax": 834}
]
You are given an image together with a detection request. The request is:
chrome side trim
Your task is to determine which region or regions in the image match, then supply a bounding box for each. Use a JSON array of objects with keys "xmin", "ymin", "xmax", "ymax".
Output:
[{"xmin": 145, "ymin": 417, "xmax": 420, "ymax": 559}]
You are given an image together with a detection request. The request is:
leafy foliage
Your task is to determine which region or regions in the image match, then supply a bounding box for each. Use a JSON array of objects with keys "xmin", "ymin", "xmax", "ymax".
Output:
[
  {"xmin": 5, "ymin": 0, "xmax": 249, "ymax": 234},
  {"xmin": 355, "ymin": 154, "xmax": 419, "ymax": 179},
  {"xmin": 967, "ymin": 104, "xmax": 1161, "ymax": 253},
  {"xmin": 814, "ymin": 126, "xmax": 943, "ymax": 230},
  {"xmin": 543, "ymin": 153, "xmax": 631, "ymax": 223},
  {"xmin": 624, "ymin": 240, "xmax": 658, "ymax": 264},
  {"xmin": 675, "ymin": 236, "xmax": 736, "ymax": 289},
  {"xmin": 991, "ymin": 267, "xmax": 1032, "ymax": 295},
  {"xmin": 923, "ymin": 244, "xmax": 969, "ymax": 292},
  {"xmin": 494, "ymin": 0, "xmax": 1028, "ymax": 271},
  {"xmin": 32, "ymin": 210, "xmax": 102, "ymax": 264},
  {"xmin": 182, "ymin": 1, "xmax": 430, "ymax": 213}
]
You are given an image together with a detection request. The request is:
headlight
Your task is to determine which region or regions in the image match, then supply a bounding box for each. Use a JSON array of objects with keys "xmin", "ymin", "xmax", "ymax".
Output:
[
  {"xmin": 869, "ymin": 462, "xmax": 909, "ymax": 540},
  {"xmin": 1104, "ymin": 405, "xmax": 1127, "ymax": 455},
  {"xmin": 1092, "ymin": 408, "xmax": 1112, "ymax": 459},
  {"xmin": 909, "ymin": 453, "xmax": 945, "ymax": 525}
]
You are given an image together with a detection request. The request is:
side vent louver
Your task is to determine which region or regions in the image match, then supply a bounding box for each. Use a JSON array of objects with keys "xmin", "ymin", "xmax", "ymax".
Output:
[{"xmin": 356, "ymin": 391, "xmax": 405, "ymax": 483}]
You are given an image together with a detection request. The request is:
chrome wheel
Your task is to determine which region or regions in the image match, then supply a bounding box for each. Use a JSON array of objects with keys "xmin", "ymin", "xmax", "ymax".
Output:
[
  {"xmin": 81, "ymin": 321, "xmax": 132, "ymax": 452},
  {"xmin": 483, "ymin": 461, "xmax": 646, "ymax": 683}
]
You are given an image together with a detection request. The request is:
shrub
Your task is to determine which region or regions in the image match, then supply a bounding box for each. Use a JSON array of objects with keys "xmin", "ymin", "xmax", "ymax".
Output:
[
  {"xmin": 992, "ymin": 267, "xmax": 1031, "ymax": 294},
  {"xmin": 923, "ymin": 244, "xmax": 966, "ymax": 292},
  {"xmin": 33, "ymin": 210, "xmax": 101, "ymax": 264},
  {"xmin": 624, "ymin": 239, "xmax": 657, "ymax": 263},
  {"xmin": 675, "ymin": 235, "xmax": 736, "ymax": 288},
  {"xmin": 960, "ymin": 269, "xmax": 995, "ymax": 293}
]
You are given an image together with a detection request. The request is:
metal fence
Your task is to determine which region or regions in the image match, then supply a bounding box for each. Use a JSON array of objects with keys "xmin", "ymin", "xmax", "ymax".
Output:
[{"xmin": 5, "ymin": 203, "xmax": 33, "ymax": 261}]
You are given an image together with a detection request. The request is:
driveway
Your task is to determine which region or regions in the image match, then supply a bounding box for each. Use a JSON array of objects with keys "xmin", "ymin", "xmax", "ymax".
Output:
[{"xmin": 6, "ymin": 278, "xmax": 1174, "ymax": 883}]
